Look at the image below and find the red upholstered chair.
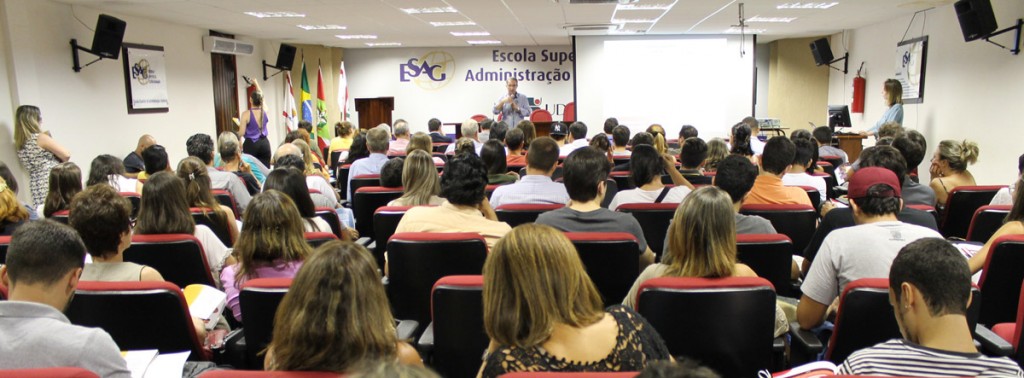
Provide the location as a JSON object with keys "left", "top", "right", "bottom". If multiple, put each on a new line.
{"left": 239, "top": 278, "right": 292, "bottom": 369}
{"left": 565, "top": 232, "right": 640, "bottom": 306}
{"left": 119, "top": 191, "right": 142, "bottom": 219}
{"left": 819, "top": 155, "right": 843, "bottom": 170}
{"left": 50, "top": 209, "right": 70, "bottom": 224}
{"left": 353, "top": 186, "right": 405, "bottom": 238}
{"left": 471, "top": 114, "right": 488, "bottom": 122}
{"left": 66, "top": 281, "right": 209, "bottom": 360}
{"left": 418, "top": 275, "right": 487, "bottom": 378}
{"left": 740, "top": 204, "right": 817, "bottom": 256}
{"left": 941, "top": 185, "right": 1005, "bottom": 239}
{"left": 530, "top": 109, "right": 553, "bottom": 122}
{"left": 329, "top": 150, "right": 343, "bottom": 171}
{"left": 349, "top": 174, "right": 381, "bottom": 198}
{"left": 968, "top": 205, "right": 1013, "bottom": 242}
{"left": 199, "top": 371, "right": 343, "bottom": 378}
{"left": 313, "top": 207, "right": 345, "bottom": 240}
{"left": 636, "top": 277, "right": 778, "bottom": 377}
{"left": 123, "top": 234, "right": 216, "bottom": 288}
{"left": 0, "top": 368, "right": 99, "bottom": 378}
{"left": 500, "top": 373, "right": 637, "bottom": 378}
{"left": 615, "top": 202, "right": 678, "bottom": 261}
{"left": 812, "top": 172, "right": 838, "bottom": 201}
{"left": 190, "top": 207, "right": 234, "bottom": 247}
{"left": 978, "top": 235, "right": 1024, "bottom": 326}
{"left": 988, "top": 282, "right": 1024, "bottom": 365}
{"left": 736, "top": 234, "right": 797, "bottom": 298}
{"left": 386, "top": 232, "right": 488, "bottom": 327}
{"left": 304, "top": 231, "right": 338, "bottom": 249}
{"left": 372, "top": 206, "right": 419, "bottom": 273}
{"left": 562, "top": 101, "right": 576, "bottom": 123}
{"left": 335, "top": 164, "right": 352, "bottom": 200}
{"left": 906, "top": 204, "right": 939, "bottom": 224}
{"left": 211, "top": 189, "right": 241, "bottom": 220}
{"left": 0, "top": 235, "right": 10, "bottom": 264}
{"left": 609, "top": 171, "right": 633, "bottom": 190}
{"left": 495, "top": 203, "right": 565, "bottom": 227}
{"left": 794, "top": 185, "right": 822, "bottom": 210}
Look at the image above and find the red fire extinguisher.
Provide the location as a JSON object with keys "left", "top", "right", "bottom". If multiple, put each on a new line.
{"left": 851, "top": 62, "right": 865, "bottom": 113}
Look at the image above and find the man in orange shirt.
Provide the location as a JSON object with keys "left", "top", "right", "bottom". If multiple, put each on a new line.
{"left": 505, "top": 128, "right": 527, "bottom": 167}
{"left": 745, "top": 136, "right": 813, "bottom": 206}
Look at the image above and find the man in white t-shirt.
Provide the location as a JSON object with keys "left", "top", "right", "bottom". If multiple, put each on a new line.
{"left": 798, "top": 167, "right": 942, "bottom": 330}
{"left": 559, "top": 122, "right": 590, "bottom": 156}
{"left": 744, "top": 117, "right": 766, "bottom": 155}
{"left": 782, "top": 138, "right": 827, "bottom": 203}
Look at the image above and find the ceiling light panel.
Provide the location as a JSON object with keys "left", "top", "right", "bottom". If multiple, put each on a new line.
{"left": 431, "top": 21, "right": 477, "bottom": 27}
{"left": 615, "top": 3, "right": 674, "bottom": 10}
{"left": 244, "top": 11, "right": 305, "bottom": 18}
{"left": 401, "top": 7, "right": 458, "bottom": 14}
{"left": 776, "top": 2, "right": 839, "bottom": 9}
{"left": 609, "top": 0, "right": 678, "bottom": 33}
{"left": 450, "top": 31, "right": 491, "bottom": 36}
{"left": 467, "top": 40, "right": 502, "bottom": 45}
{"left": 747, "top": 16, "right": 798, "bottom": 23}
{"left": 297, "top": 25, "right": 346, "bottom": 30}
{"left": 335, "top": 35, "right": 377, "bottom": 39}
{"left": 366, "top": 42, "right": 403, "bottom": 47}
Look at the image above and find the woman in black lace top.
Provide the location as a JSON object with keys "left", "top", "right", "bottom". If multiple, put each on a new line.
{"left": 479, "top": 224, "right": 671, "bottom": 377}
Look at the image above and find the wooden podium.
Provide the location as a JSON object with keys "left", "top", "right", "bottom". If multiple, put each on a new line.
{"left": 836, "top": 134, "right": 867, "bottom": 162}
{"left": 354, "top": 97, "right": 394, "bottom": 130}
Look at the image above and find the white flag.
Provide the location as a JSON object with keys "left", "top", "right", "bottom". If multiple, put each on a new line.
{"left": 282, "top": 71, "right": 298, "bottom": 132}
{"left": 338, "top": 61, "right": 349, "bottom": 121}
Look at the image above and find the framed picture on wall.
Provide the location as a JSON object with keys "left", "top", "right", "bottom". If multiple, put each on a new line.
{"left": 895, "top": 36, "right": 927, "bottom": 104}
{"left": 122, "top": 43, "right": 169, "bottom": 113}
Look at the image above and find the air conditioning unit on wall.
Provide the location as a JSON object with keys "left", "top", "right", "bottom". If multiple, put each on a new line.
{"left": 203, "top": 36, "right": 255, "bottom": 56}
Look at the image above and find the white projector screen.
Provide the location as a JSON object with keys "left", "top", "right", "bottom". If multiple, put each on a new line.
{"left": 574, "top": 35, "right": 755, "bottom": 140}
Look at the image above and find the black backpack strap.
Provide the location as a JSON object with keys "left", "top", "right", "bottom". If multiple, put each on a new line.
{"left": 654, "top": 187, "right": 671, "bottom": 203}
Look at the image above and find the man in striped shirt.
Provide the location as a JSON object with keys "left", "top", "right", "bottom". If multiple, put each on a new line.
{"left": 837, "top": 238, "right": 1022, "bottom": 377}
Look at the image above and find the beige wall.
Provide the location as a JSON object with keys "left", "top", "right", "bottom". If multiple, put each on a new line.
{"left": 768, "top": 36, "right": 830, "bottom": 134}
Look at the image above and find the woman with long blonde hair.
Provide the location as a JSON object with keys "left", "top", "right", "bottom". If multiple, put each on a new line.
{"left": 0, "top": 176, "right": 30, "bottom": 235}
{"left": 265, "top": 241, "right": 422, "bottom": 372}
{"left": 480, "top": 224, "right": 670, "bottom": 377}
{"left": 389, "top": 150, "right": 443, "bottom": 207}
{"left": 406, "top": 132, "right": 445, "bottom": 165}
{"left": 292, "top": 139, "right": 331, "bottom": 181}
{"left": 621, "top": 186, "right": 788, "bottom": 337}
{"left": 221, "top": 190, "right": 312, "bottom": 322}
{"left": 929, "top": 139, "right": 980, "bottom": 209}
{"left": 14, "top": 105, "right": 71, "bottom": 208}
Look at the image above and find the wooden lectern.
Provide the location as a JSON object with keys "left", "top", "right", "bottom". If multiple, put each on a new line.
{"left": 354, "top": 97, "right": 394, "bottom": 130}
{"left": 836, "top": 134, "right": 868, "bottom": 162}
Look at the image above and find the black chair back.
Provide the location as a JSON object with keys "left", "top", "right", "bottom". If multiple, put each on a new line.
{"left": 941, "top": 186, "right": 1003, "bottom": 238}
{"left": 431, "top": 276, "right": 488, "bottom": 378}
{"left": 0, "top": 235, "right": 9, "bottom": 264}
{"left": 353, "top": 186, "right": 404, "bottom": 238}
{"left": 119, "top": 192, "right": 142, "bottom": 220}
{"left": 123, "top": 234, "right": 216, "bottom": 288}
{"left": 335, "top": 164, "right": 351, "bottom": 200}
{"left": 313, "top": 208, "right": 344, "bottom": 239}
{"left": 372, "top": 206, "right": 416, "bottom": 273}
{"left": 737, "top": 234, "right": 797, "bottom": 298}
{"left": 566, "top": 232, "right": 640, "bottom": 306}
{"left": 826, "top": 279, "right": 902, "bottom": 363}
{"left": 304, "top": 232, "right": 338, "bottom": 248}
{"left": 239, "top": 278, "right": 291, "bottom": 368}
{"left": 637, "top": 277, "right": 776, "bottom": 378}
{"left": 601, "top": 178, "right": 618, "bottom": 209}
{"left": 740, "top": 204, "right": 817, "bottom": 256}
{"left": 387, "top": 233, "right": 487, "bottom": 326}
{"left": 190, "top": 208, "right": 233, "bottom": 247}
{"left": 495, "top": 203, "right": 564, "bottom": 227}
{"left": 968, "top": 205, "right": 1012, "bottom": 242}
{"left": 616, "top": 202, "right": 677, "bottom": 261}
{"left": 349, "top": 174, "right": 381, "bottom": 199}
{"left": 980, "top": 235, "right": 1024, "bottom": 325}
{"left": 211, "top": 190, "right": 241, "bottom": 220}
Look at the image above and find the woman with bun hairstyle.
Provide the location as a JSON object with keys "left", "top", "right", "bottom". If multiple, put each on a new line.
{"left": 929, "top": 139, "right": 979, "bottom": 208}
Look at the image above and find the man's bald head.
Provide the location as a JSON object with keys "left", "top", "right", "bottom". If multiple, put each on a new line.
{"left": 272, "top": 143, "right": 302, "bottom": 165}
{"left": 136, "top": 135, "right": 156, "bottom": 153}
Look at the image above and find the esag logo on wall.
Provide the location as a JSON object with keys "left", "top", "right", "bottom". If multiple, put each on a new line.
{"left": 399, "top": 51, "right": 455, "bottom": 90}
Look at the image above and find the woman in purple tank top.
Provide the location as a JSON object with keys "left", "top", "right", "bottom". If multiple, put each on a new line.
{"left": 240, "top": 83, "right": 272, "bottom": 167}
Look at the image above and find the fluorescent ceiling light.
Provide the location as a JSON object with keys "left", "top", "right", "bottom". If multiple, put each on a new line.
{"left": 335, "top": 34, "right": 377, "bottom": 39}
{"left": 245, "top": 11, "right": 305, "bottom": 18}
{"left": 467, "top": 40, "right": 501, "bottom": 45}
{"left": 776, "top": 2, "right": 839, "bottom": 9}
{"left": 724, "top": 27, "right": 766, "bottom": 34}
{"left": 611, "top": 18, "right": 657, "bottom": 23}
{"left": 450, "top": 31, "right": 491, "bottom": 36}
{"left": 297, "top": 25, "right": 346, "bottom": 30}
{"left": 615, "top": 3, "right": 674, "bottom": 10}
{"left": 401, "top": 7, "right": 458, "bottom": 14}
{"left": 430, "top": 21, "right": 476, "bottom": 27}
{"left": 366, "top": 42, "right": 402, "bottom": 47}
{"left": 747, "top": 16, "right": 797, "bottom": 23}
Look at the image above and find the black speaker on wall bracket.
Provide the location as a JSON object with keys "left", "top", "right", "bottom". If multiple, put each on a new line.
{"left": 263, "top": 44, "right": 297, "bottom": 80}
{"left": 70, "top": 14, "right": 127, "bottom": 72}
{"left": 954, "top": 0, "right": 1023, "bottom": 55}
{"left": 809, "top": 37, "right": 849, "bottom": 74}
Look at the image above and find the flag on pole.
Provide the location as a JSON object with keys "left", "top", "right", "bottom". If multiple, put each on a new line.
{"left": 337, "top": 61, "right": 349, "bottom": 121}
{"left": 282, "top": 71, "right": 297, "bottom": 132}
{"left": 315, "top": 64, "right": 330, "bottom": 156}
{"left": 300, "top": 60, "right": 313, "bottom": 123}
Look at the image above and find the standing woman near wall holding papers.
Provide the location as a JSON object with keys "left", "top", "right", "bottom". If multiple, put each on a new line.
{"left": 14, "top": 105, "right": 70, "bottom": 209}
{"left": 862, "top": 79, "right": 904, "bottom": 137}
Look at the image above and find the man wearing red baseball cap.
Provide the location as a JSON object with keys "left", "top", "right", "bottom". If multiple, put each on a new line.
{"left": 797, "top": 167, "right": 942, "bottom": 330}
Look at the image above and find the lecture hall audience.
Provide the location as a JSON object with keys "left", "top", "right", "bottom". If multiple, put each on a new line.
{"left": 186, "top": 133, "right": 252, "bottom": 209}
{"left": 262, "top": 167, "right": 333, "bottom": 235}
{"left": 744, "top": 136, "right": 813, "bottom": 206}
{"left": 122, "top": 134, "right": 155, "bottom": 178}
{"left": 608, "top": 144, "right": 692, "bottom": 211}
{"left": 85, "top": 154, "right": 138, "bottom": 193}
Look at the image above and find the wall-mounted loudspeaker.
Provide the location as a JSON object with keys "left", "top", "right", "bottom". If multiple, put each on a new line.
{"left": 91, "top": 14, "right": 127, "bottom": 59}
{"left": 954, "top": 0, "right": 998, "bottom": 42}
{"left": 275, "top": 44, "right": 297, "bottom": 70}
{"left": 809, "top": 37, "right": 834, "bottom": 66}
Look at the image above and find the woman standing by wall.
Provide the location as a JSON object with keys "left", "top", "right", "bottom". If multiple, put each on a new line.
{"left": 14, "top": 105, "right": 70, "bottom": 208}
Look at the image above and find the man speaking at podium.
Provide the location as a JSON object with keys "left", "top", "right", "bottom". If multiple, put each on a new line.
{"left": 493, "top": 78, "right": 532, "bottom": 126}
